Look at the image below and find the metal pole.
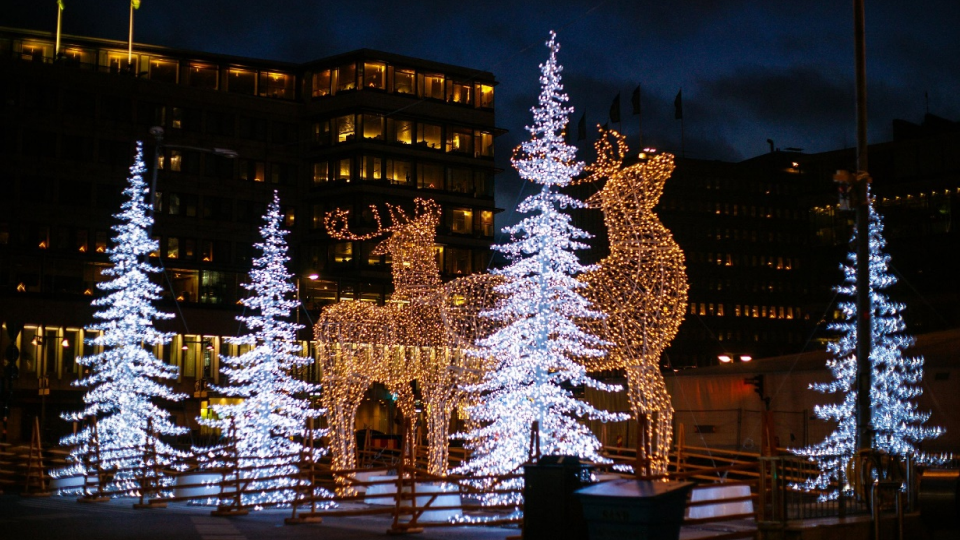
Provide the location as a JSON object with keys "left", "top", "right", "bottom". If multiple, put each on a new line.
{"left": 853, "top": 0, "right": 874, "bottom": 455}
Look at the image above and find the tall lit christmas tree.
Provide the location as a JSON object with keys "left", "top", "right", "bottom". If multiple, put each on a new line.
{"left": 198, "top": 191, "right": 326, "bottom": 506}
{"left": 794, "top": 201, "right": 944, "bottom": 499}
{"left": 455, "top": 32, "right": 626, "bottom": 504}
{"left": 58, "top": 141, "right": 186, "bottom": 493}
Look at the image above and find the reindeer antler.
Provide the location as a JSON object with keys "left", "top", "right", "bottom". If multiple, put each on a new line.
{"left": 578, "top": 126, "right": 628, "bottom": 185}
{"left": 325, "top": 204, "right": 386, "bottom": 241}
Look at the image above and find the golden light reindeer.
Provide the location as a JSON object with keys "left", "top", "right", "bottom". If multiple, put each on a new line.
{"left": 579, "top": 129, "right": 687, "bottom": 475}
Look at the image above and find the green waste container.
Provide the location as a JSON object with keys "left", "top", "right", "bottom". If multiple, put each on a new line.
{"left": 523, "top": 455, "right": 594, "bottom": 540}
{"left": 575, "top": 479, "right": 693, "bottom": 540}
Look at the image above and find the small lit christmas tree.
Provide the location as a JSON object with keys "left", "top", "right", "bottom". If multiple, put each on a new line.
{"left": 57, "top": 141, "right": 186, "bottom": 494}
{"left": 455, "top": 32, "right": 626, "bottom": 505}
{"left": 198, "top": 191, "right": 326, "bottom": 507}
{"left": 794, "top": 201, "right": 944, "bottom": 499}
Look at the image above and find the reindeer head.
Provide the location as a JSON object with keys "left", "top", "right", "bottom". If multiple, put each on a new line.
{"left": 582, "top": 127, "right": 676, "bottom": 212}
{"left": 325, "top": 198, "right": 442, "bottom": 300}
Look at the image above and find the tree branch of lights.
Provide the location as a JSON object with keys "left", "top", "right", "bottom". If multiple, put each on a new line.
{"left": 318, "top": 199, "right": 502, "bottom": 479}
{"left": 454, "top": 32, "right": 628, "bottom": 506}
{"left": 576, "top": 129, "right": 686, "bottom": 475}
{"left": 54, "top": 142, "right": 187, "bottom": 494}
{"left": 792, "top": 198, "right": 946, "bottom": 500}
{"left": 197, "top": 191, "right": 327, "bottom": 507}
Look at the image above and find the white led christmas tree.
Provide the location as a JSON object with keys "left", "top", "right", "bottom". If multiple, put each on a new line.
{"left": 198, "top": 191, "right": 326, "bottom": 507}
{"left": 455, "top": 32, "right": 626, "bottom": 504}
{"left": 794, "top": 200, "right": 944, "bottom": 499}
{"left": 57, "top": 141, "right": 186, "bottom": 494}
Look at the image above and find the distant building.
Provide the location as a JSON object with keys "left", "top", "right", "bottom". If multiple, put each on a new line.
{"left": 0, "top": 27, "right": 501, "bottom": 442}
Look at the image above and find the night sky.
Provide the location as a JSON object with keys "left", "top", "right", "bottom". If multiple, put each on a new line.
{"left": 6, "top": 1, "right": 960, "bottom": 222}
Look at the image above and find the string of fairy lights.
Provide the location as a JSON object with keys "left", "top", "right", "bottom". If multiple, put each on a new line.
{"left": 576, "top": 129, "right": 688, "bottom": 475}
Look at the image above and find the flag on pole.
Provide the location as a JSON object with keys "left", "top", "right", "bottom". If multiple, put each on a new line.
{"left": 609, "top": 93, "right": 621, "bottom": 124}
{"left": 577, "top": 112, "right": 587, "bottom": 141}
{"left": 674, "top": 89, "right": 683, "bottom": 120}
{"left": 58, "top": 0, "right": 65, "bottom": 9}
{"left": 631, "top": 85, "right": 641, "bottom": 115}
{"left": 131, "top": 0, "right": 141, "bottom": 9}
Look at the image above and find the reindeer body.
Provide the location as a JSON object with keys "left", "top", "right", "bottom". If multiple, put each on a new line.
{"left": 581, "top": 131, "right": 687, "bottom": 474}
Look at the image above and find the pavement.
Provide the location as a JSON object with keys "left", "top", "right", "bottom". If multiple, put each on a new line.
{"left": 0, "top": 493, "right": 518, "bottom": 540}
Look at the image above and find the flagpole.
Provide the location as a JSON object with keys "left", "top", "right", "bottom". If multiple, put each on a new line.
{"left": 56, "top": 3, "right": 63, "bottom": 57}
{"left": 128, "top": 3, "right": 134, "bottom": 65}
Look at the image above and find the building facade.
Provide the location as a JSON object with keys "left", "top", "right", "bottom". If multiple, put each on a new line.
{"left": 0, "top": 27, "right": 501, "bottom": 442}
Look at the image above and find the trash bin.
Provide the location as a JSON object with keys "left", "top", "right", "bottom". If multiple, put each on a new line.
{"left": 523, "top": 455, "right": 594, "bottom": 540}
{"left": 575, "top": 478, "right": 693, "bottom": 540}
{"left": 919, "top": 469, "right": 959, "bottom": 530}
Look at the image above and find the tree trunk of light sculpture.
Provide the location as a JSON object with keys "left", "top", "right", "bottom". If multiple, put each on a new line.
{"left": 579, "top": 130, "right": 687, "bottom": 475}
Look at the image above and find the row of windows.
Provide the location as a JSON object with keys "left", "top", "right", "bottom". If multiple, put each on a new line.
{"left": 8, "top": 39, "right": 297, "bottom": 100}
{"left": 691, "top": 252, "right": 799, "bottom": 270}
{"left": 689, "top": 302, "right": 804, "bottom": 320}
{"left": 708, "top": 228, "right": 807, "bottom": 245}
{"left": 312, "top": 156, "right": 494, "bottom": 196}
{"left": 698, "top": 176, "right": 805, "bottom": 196}
{"left": 312, "top": 62, "right": 494, "bottom": 108}
{"left": 322, "top": 242, "right": 487, "bottom": 277}
{"left": 314, "top": 115, "right": 494, "bottom": 158}
{"left": 661, "top": 199, "right": 805, "bottom": 220}
{"left": 704, "top": 278, "right": 804, "bottom": 295}
{"left": 311, "top": 205, "right": 494, "bottom": 237}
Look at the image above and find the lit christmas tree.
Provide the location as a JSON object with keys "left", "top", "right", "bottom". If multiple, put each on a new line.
{"left": 57, "top": 141, "right": 186, "bottom": 494}
{"left": 455, "top": 32, "right": 626, "bottom": 504}
{"left": 794, "top": 201, "right": 944, "bottom": 499}
{"left": 198, "top": 191, "right": 326, "bottom": 507}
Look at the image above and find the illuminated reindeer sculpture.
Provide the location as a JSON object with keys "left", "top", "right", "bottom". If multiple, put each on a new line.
{"left": 316, "top": 199, "right": 501, "bottom": 480}
{"left": 579, "top": 130, "right": 687, "bottom": 474}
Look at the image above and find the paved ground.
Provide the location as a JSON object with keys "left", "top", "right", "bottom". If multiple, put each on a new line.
{"left": 0, "top": 494, "right": 518, "bottom": 540}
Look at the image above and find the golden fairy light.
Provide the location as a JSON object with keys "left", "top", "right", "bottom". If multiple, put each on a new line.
{"left": 316, "top": 199, "right": 501, "bottom": 481}
{"left": 578, "top": 128, "right": 687, "bottom": 475}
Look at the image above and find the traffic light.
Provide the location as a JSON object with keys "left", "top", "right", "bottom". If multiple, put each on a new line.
{"left": 744, "top": 375, "right": 765, "bottom": 400}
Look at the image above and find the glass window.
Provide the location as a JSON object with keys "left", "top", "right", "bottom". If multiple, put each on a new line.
{"left": 476, "top": 83, "right": 494, "bottom": 108}
{"left": 187, "top": 63, "right": 218, "bottom": 89}
{"left": 394, "top": 69, "right": 415, "bottom": 94}
{"left": 475, "top": 171, "right": 494, "bottom": 197}
{"left": 169, "top": 149, "right": 182, "bottom": 172}
{"left": 238, "top": 159, "right": 265, "bottom": 182}
{"left": 336, "top": 63, "right": 357, "bottom": 92}
{"left": 313, "top": 120, "right": 331, "bottom": 145}
{"left": 21, "top": 42, "right": 52, "bottom": 63}
{"left": 362, "top": 114, "right": 384, "bottom": 140}
{"left": 167, "top": 237, "right": 180, "bottom": 259}
{"left": 447, "top": 80, "right": 472, "bottom": 104}
{"left": 387, "top": 118, "right": 413, "bottom": 145}
{"left": 313, "top": 69, "right": 332, "bottom": 97}
{"left": 336, "top": 158, "right": 352, "bottom": 182}
{"left": 227, "top": 68, "right": 256, "bottom": 94}
{"left": 417, "top": 123, "right": 442, "bottom": 149}
{"left": 445, "top": 247, "right": 472, "bottom": 275}
{"left": 418, "top": 73, "right": 444, "bottom": 99}
{"left": 417, "top": 162, "right": 443, "bottom": 190}
{"left": 450, "top": 208, "right": 473, "bottom": 234}
{"left": 478, "top": 131, "right": 494, "bottom": 157}
{"left": 480, "top": 210, "right": 494, "bottom": 237}
{"left": 335, "top": 115, "right": 355, "bottom": 143}
{"left": 360, "top": 155, "right": 382, "bottom": 181}
{"left": 270, "top": 162, "right": 290, "bottom": 185}
{"left": 171, "top": 107, "right": 183, "bottom": 129}
{"left": 201, "top": 240, "right": 214, "bottom": 262}
{"left": 447, "top": 168, "right": 473, "bottom": 194}
{"left": 332, "top": 242, "right": 353, "bottom": 263}
{"left": 105, "top": 52, "right": 137, "bottom": 74}
{"left": 446, "top": 127, "right": 474, "bottom": 154}
{"left": 282, "top": 206, "right": 296, "bottom": 227}
{"left": 200, "top": 270, "right": 228, "bottom": 304}
{"left": 363, "top": 62, "right": 386, "bottom": 89}
{"left": 149, "top": 58, "right": 178, "bottom": 83}
{"left": 312, "top": 161, "right": 329, "bottom": 184}
{"left": 259, "top": 71, "right": 293, "bottom": 99}
{"left": 386, "top": 159, "right": 413, "bottom": 186}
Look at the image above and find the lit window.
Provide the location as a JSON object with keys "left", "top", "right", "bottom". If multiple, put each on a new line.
{"left": 417, "top": 123, "right": 442, "bottom": 149}
{"left": 480, "top": 211, "right": 494, "bottom": 237}
{"left": 360, "top": 156, "right": 382, "bottom": 181}
{"left": 169, "top": 150, "right": 182, "bottom": 172}
{"left": 450, "top": 208, "right": 473, "bottom": 234}
{"left": 313, "top": 70, "right": 332, "bottom": 97}
{"left": 335, "top": 115, "right": 355, "bottom": 143}
{"left": 106, "top": 52, "right": 137, "bottom": 74}
{"left": 418, "top": 73, "right": 444, "bottom": 99}
{"left": 447, "top": 80, "right": 472, "bottom": 104}
{"left": 149, "top": 58, "right": 178, "bottom": 83}
{"left": 386, "top": 159, "right": 412, "bottom": 186}
{"left": 333, "top": 242, "right": 353, "bottom": 263}
{"left": 476, "top": 83, "right": 494, "bottom": 108}
{"left": 387, "top": 118, "right": 413, "bottom": 144}
{"left": 362, "top": 114, "right": 384, "bottom": 140}
{"left": 258, "top": 71, "right": 293, "bottom": 99}
{"left": 418, "top": 163, "right": 443, "bottom": 190}
{"left": 313, "top": 162, "right": 329, "bottom": 184}
{"left": 187, "top": 63, "right": 218, "bottom": 89}
{"left": 314, "top": 120, "right": 331, "bottom": 145}
{"left": 171, "top": 107, "right": 183, "bottom": 129}
{"left": 167, "top": 237, "right": 179, "bottom": 259}
{"left": 228, "top": 68, "right": 256, "bottom": 94}
{"left": 477, "top": 131, "right": 494, "bottom": 157}
{"left": 734, "top": 305, "right": 742, "bottom": 317}
{"left": 446, "top": 127, "right": 474, "bottom": 154}
{"left": 394, "top": 69, "right": 415, "bottom": 94}
{"left": 363, "top": 62, "right": 386, "bottom": 89}
{"left": 717, "top": 304, "right": 724, "bottom": 317}
{"left": 336, "top": 63, "right": 357, "bottom": 92}
{"left": 336, "top": 158, "right": 352, "bottom": 182}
